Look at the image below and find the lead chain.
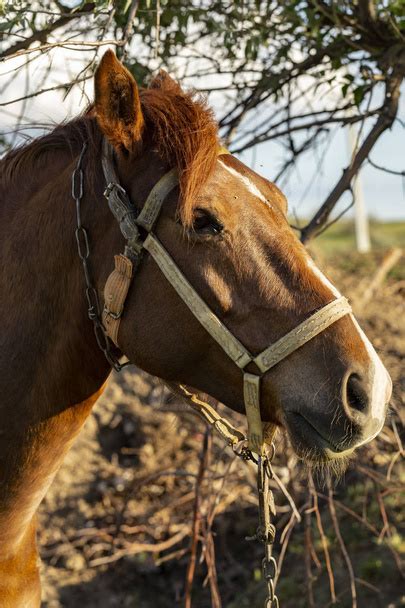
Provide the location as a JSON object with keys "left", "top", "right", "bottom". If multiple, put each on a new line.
{"left": 258, "top": 453, "right": 280, "bottom": 608}
{"left": 186, "top": 389, "right": 280, "bottom": 605}
{"left": 71, "top": 144, "right": 128, "bottom": 373}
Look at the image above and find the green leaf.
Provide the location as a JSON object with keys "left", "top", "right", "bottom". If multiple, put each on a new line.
{"left": 341, "top": 82, "right": 350, "bottom": 98}
{"left": 354, "top": 85, "right": 366, "bottom": 107}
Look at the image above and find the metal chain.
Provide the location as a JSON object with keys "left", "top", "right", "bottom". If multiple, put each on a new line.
{"left": 260, "top": 450, "right": 280, "bottom": 608}
{"left": 191, "top": 414, "right": 280, "bottom": 605}
{"left": 173, "top": 382, "right": 280, "bottom": 604}
{"left": 182, "top": 392, "right": 280, "bottom": 604}
{"left": 245, "top": 445, "right": 280, "bottom": 607}
{"left": 71, "top": 143, "right": 129, "bottom": 373}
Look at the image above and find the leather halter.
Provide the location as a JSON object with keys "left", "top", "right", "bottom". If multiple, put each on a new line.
{"left": 101, "top": 139, "right": 352, "bottom": 455}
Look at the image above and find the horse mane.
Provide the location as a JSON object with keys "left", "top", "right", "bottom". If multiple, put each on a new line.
{"left": 1, "top": 74, "right": 219, "bottom": 225}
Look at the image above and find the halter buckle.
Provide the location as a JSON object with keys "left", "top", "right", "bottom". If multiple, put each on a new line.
{"left": 103, "top": 305, "right": 123, "bottom": 320}
{"left": 104, "top": 181, "right": 128, "bottom": 200}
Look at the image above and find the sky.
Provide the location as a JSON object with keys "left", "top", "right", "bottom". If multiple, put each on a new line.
{"left": 1, "top": 48, "right": 404, "bottom": 224}
{"left": 236, "top": 86, "right": 405, "bottom": 223}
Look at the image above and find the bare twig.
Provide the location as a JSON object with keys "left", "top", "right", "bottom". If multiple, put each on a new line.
{"left": 272, "top": 469, "right": 302, "bottom": 522}
{"left": 275, "top": 511, "right": 299, "bottom": 586}
{"left": 355, "top": 248, "right": 403, "bottom": 308}
{"left": 1, "top": 39, "right": 125, "bottom": 63}
{"left": 118, "top": 0, "right": 140, "bottom": 60}
{"left": 0, "top": 75, "right": 91, "bottom": 107}
{"left": 0, "top": 3, "right": 96, "bottom": 60}
{"left": 304, "top": 501, "right": 316, "bottom": 608}
{"left": 184, "top": 428, "right": 211, "bottom": 608}
{"left": 368, "top": 157, "right": 405, "bottom": 176}
{"left": 309, "top": 474, "right": 337, "bottom": 604}
{"left": 89, "top": 528, "right": 189, "bottom": 567}
{"left": 327, "top": 479, "right": 357, "bottom": 608}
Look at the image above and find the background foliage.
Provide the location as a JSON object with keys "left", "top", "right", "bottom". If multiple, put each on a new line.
{"left": 1, "top": 0, "right": 405, "bottom": 238}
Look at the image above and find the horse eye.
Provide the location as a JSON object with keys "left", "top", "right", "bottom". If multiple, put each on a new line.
{"left": 192, "top": 209, "right": 223, "bottom": 236}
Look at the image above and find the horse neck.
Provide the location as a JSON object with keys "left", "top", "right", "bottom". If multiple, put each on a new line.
{"left": 0, "top": 140, "right": 117, "bottom": 422}
{"left": 0, "top": 139, "right": 121, "bottom": 558}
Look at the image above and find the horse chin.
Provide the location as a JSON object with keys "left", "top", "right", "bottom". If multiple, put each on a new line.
{"left": 284, "top": 427, "right": 355, "bottom": 478}
{"left": 300, "top": 451, "right": 354, "bottom": 483}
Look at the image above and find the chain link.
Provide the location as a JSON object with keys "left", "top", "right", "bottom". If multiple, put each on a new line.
{"left": 245, "top": 449, "right": 280, "bottom": 607}
{"left": 71, "top": 144, "right": 129, "bottom": 373}
{"left": 260, "top": 452, "right": 280, "bottom": 608}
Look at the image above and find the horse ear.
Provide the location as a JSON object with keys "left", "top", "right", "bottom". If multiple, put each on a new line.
{"left": 149, "top": 70, "right": 182, "bottom": 93}
{"left": 94, "top": 50, "right": 144, "bottom": 153}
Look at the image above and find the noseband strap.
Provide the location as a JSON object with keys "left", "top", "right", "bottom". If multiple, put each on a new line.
{"left": 100, "top": 139, "right": 352, "bottom": 455}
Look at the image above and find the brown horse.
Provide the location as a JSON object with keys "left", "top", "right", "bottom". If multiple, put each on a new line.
{"left": 0, "top": 50, "right": 391, "bottom": 606}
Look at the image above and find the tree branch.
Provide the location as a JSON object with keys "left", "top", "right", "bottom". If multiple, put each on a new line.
{"left": 368, "top": 156, "right": 405, "bottom": 176}
{"left": 300, "top": 70, "right": 404, "bottom": 243}
{"left": 0, "top": 3, "right": 95, "bottom": 60}
{"left": 184, "top": 429, "right": 211, "bottom": 608}
{"left": 230, "top": 110, "right": 379, "bottom": 155}
{"left": 0, "top": 39, "right": 125, "bottom": 63}
{"left": 117, "top": 0, "right": 140, "bottom": 61}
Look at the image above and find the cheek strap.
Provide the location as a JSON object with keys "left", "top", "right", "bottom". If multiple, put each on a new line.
{"left": 102, "top": 254, "right": 133, "bottom": 346}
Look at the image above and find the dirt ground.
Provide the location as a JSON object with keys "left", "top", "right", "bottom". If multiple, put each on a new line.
{"left": 39, "top": 251, "right": 404, "bottom": 608}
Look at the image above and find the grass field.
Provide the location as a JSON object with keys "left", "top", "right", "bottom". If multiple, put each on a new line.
{"left": 309, "top": 219, "right": 404, "bottom": 255}
{"left": 307, "top": 220, "right": 404, "bottom": 282}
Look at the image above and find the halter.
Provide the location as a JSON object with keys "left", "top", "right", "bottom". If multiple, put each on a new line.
{"left": 71, "top": 140, "right": 352, "bottom": 607}
{"left": 99, "top": 139, "right": 352, "bottom": 456}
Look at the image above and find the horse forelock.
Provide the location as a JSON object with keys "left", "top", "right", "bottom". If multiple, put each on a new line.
{"left": 1, "top": 78, "right": 220, "bottom": 226}
{"left": 140, "top": 80, "right": 219, "bottom": 226}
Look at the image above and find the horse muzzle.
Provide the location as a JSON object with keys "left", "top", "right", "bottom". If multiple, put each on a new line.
{"left": 282, "top": 365, "right": 392, "bottom": 461}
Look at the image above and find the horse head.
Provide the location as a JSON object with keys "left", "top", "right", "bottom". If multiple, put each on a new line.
{"left": 93, "top": 50, "right": 392, "bottom": 464}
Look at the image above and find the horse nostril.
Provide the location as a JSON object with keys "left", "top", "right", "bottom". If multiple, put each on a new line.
{"left": 346, "top": 373, "right": 369, "bottom": 414}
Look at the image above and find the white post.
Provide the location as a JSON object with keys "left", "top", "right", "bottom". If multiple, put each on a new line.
{"left": 347, "top": 124, "right": 371, "bottom": 253}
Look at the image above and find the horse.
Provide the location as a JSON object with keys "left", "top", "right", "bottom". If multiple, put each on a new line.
{"left": 0, "top": 50, "right": 392, "bottom": 607}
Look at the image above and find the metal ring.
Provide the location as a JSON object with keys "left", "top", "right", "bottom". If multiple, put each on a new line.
{"left": 86, "top": 287, "right": 100, "bottom": 319}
